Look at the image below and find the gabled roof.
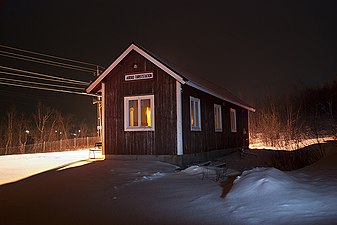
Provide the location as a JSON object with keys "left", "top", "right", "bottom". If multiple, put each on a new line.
{"left": 86, "top": 43, "right": 255, "bottom": 112}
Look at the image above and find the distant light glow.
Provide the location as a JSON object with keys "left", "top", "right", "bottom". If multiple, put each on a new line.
{"left": 249, "top": 136, "right": 335, "bottom": 150}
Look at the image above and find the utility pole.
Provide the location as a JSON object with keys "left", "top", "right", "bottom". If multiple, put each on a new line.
{"left": 93, "top": 97, "right": 102, "bottom": 139}
{"left": 93, "top": 65, "right": 102, "bottom": 141}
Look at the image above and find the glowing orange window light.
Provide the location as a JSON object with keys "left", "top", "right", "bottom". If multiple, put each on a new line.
{"left": 146, "top": 106, "right": 151, "bottom": 126}
{"left": 130, "top": 107, "right": 134, "bottom": 126}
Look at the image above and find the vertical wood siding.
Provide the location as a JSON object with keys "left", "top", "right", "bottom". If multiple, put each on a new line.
{"left": 182, "top": 85, "right": 249, "bottom": 154}
{"left": 104, "top": 50, "right": 177, "bottom": 155}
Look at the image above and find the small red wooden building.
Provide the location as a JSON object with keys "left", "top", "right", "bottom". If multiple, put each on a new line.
{"left": 86, "top": 43, "right": 255, "bottom": 165}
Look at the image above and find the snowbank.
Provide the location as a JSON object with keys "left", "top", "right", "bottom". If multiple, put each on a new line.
{"left": 224, "top": 166, "right": 337, "bottom": 225}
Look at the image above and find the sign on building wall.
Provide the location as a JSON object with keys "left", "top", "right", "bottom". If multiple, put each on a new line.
{"left": 125, "top": 72, "right": 153, "bottom": 81}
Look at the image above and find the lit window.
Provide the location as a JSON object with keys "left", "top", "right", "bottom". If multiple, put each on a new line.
{"left": 230, "top": 108, "right": 237, "bottom": 132}
{"left": 214, "top": 104, "right": 222, "bottom": 132}
{"left": 124, "top": 95, "right": 154, "bottom": 131}
{"left": 190, "top": 96, "right": 201, "bottom": 131}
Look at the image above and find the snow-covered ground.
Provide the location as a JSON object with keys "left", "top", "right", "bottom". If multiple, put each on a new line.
{"left": 0, "top": 143, "right": 336, "bottom": 225}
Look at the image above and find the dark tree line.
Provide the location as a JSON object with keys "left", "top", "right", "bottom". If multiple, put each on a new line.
{"left": 0, "top": 103, "right": 97, "bottom": 154}
{"left": 250, "top": 80, "right": 337, "bottom": 149}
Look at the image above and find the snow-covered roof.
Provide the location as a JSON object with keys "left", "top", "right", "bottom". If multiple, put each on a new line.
{"left": 86, "top": 43, "right": 255, "bottom": 112}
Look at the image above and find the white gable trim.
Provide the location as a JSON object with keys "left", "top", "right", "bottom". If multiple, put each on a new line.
{"left": 86, "top": 43, "right": 255, "bottom": 112}
{"left": 86, "top": 44, "right": 185, "bottom": 93}
{"left": 132, "top": 44, "right": 185, "bottom": 84}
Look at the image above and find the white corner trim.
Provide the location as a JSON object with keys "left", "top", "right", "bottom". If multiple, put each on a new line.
{"left": 86, "top": 44, "right": 185, "bottom": 93}
{"left": 101, "top": 82, "right": 106, "bottom": 155}
{"left": 176, "top": 81, "right": 183, "bottom": 155}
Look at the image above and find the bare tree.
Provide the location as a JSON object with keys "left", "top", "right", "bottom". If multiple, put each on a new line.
{"left": 17, "top": 113, "right": 30, "bottom": 153}
{"left": 78, "top": 122, "right": 89, "bottom": 138}
{"left": 4, "top": 107, "right": 15, "bottom": 154}
{"left": 58, "top": 113, "right": 73, "bottom": 140}
{"left": 33, "top": 102, "right": 55, "bottom": 144}
{"left": 0, "top": 102, "right": 98, "bottom": 155}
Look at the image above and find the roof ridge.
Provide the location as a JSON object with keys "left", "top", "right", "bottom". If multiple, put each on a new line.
{"left": 86, "top": 42, "right": 255, "bottom": 112}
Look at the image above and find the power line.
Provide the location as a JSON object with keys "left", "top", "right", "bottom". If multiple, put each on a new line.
{"left": 0, "top": 44, "right": 101, "bottom": 97}
{"left": 0, "top": 51, "right": 97, "bottom": 73}
{"left": 0, "top": 50, "right": 97, "bottom": 72}
{"left": 0, "top": 77, "right": 85, "bottom": 91}
{"left": 0, "top": 53, "right": 95, "bottom": 73}
{"left": 0, "top": 88, "right": 55, "bottom": 100}
{"left": 0, "top": 88, "right": 85, "bottom": 105}
{"left": 0, "top": 89, "right": 54, "bottom": 106}
{"left": 0, "top": 82, "right": 99, "bottom": 97}
{"left": 0, "top": 65, "right": 89, "bottom": 85}
{"left": 0, "top": 71, "right": 89, "bottom": 87}
{"left": 0, "top": 44, "right": 104, "bottom": 69}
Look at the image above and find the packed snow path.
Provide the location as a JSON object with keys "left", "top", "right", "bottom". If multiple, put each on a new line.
{"left": 0, "top": 160, "right": 225, "bottom": 225}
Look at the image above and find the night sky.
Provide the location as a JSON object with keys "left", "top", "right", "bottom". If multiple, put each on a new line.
{"left": 1, "top": 1, "right": 337, "bottom": 124}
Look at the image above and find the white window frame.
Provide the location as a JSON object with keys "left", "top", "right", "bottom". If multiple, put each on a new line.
{"left": 214, "top": 104, "right": 222, "bottom": 132}
{"left": 230, "top": 108, "right": 237, "bottom": 132}
{"left": 124, "top": 95, "right": 155, "bottom": 131}
{"left": 190, "top": 96, "right": 201, "bottom": 131}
